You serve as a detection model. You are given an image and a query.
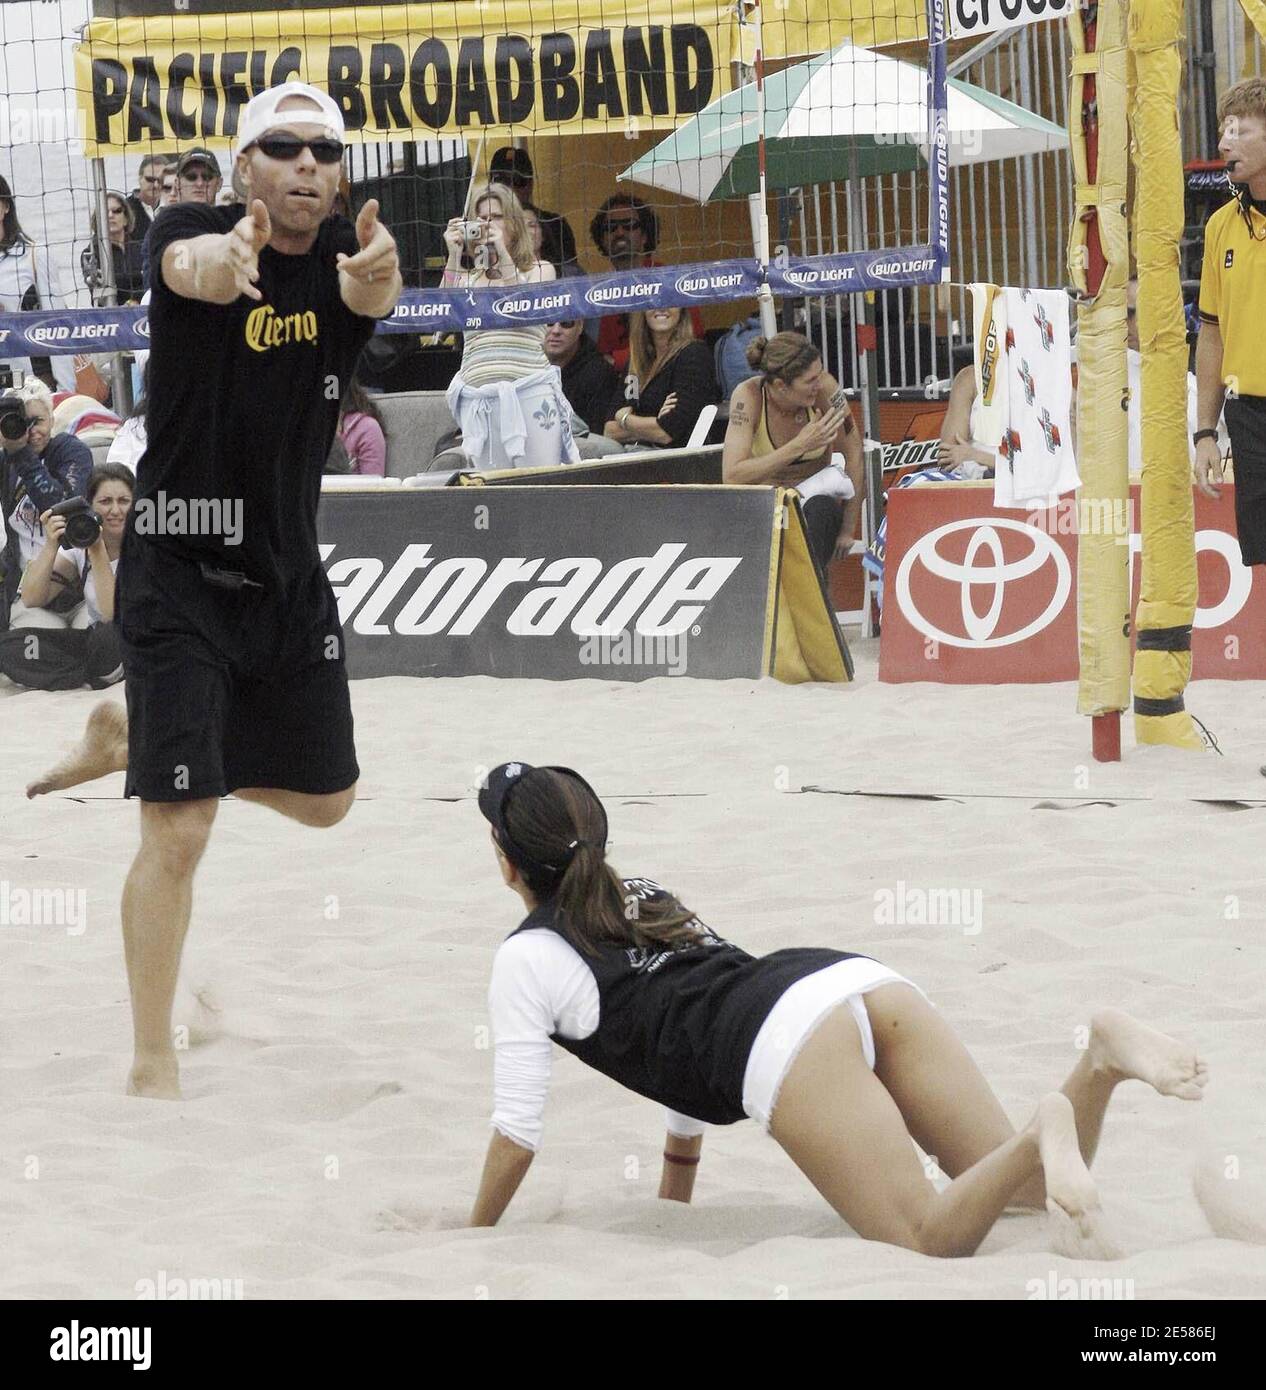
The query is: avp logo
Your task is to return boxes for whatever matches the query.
[894,517,1071,648]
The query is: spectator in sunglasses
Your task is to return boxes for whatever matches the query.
[140,149,222,293]
[588,194,703,372]
[176,148,223,205]
[544,318,622,435]
[125,155,170,241]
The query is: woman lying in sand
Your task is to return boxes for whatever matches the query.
[472,761,1209,1255]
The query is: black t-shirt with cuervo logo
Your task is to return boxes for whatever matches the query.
[126,203,377,590]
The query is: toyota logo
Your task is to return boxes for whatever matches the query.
[894,518,1072,648]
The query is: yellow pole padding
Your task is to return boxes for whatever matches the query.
[1240,0,1266,64]
[1129,0,1202,750]
[1068,0,1131,723]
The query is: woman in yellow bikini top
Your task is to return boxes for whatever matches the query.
[721,331,863,570]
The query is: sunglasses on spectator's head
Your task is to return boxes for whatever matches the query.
[253,134,345,164]
[547,320,578,329]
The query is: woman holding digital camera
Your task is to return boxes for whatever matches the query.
[0,464,132,689]
[441,183,579,471]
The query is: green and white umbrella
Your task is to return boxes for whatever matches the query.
[619,39,1068,203]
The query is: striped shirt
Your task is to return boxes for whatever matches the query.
[460,323,549,386]
[452,260,552,387]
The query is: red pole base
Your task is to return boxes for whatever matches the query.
[1092,711,1122,763]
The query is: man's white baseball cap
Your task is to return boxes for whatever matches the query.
[235,80,345,156]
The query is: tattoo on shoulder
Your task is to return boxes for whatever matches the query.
[731,401,750,424]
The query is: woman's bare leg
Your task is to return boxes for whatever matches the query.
[864,986,1208,1209]
[769,1005,1101,1258]
[26,700,128,797]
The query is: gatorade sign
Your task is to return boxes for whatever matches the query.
[949,0,1071,41]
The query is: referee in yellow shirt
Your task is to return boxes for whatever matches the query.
[1195,78,1266,558]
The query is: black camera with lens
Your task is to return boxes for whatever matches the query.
[47,496,103,551]
[0,393,30,443]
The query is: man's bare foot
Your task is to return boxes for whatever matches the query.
[1035,1092,1121,1259]
[27,700,128,798]
[1088,1008,1209,1100]
[127,1053,182,1101]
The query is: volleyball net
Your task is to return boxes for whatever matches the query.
[0,0,948,356]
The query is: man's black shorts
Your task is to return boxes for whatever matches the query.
[1225,395,1266,566]
[116,543,359,802]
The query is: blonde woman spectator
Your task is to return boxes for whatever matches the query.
[604,307,718,450]
[442,183,578,470]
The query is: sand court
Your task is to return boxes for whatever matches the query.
[3,642,1265,1298]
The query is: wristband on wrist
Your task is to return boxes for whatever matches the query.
[662,1151,700,1166]
[1192,429,1218,446]
[617,406,633,429]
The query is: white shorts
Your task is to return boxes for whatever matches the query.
[741,958,928,1131]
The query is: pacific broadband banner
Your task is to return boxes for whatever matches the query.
[74,1,734,155]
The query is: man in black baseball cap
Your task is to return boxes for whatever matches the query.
[176,148,223,205]
[488,145,577,272]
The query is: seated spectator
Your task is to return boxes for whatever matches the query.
[545,318,622,435]
[0,173,77,394]
[142,148,221,291]
[489,147,577,273]
[107,364,149,471]
[160,166,177,206]
[442,183,578,470]
[588,195,704,371]
[715,311,764,398]
[125,155,169,242]
[1,377,93,625]
[82,191,145,302]
[522,202,582,279]
[722,331,863,572]
[604,307,719,450]
[337,376,387,475]
[936,366,997,478]
[0,463,131,688]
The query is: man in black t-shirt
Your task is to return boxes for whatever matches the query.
[544,318,622,434]
[27,80,402,1100]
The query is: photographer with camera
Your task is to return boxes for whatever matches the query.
[0,464,131,688]
[440,183,578,469]
[1,377,93,626]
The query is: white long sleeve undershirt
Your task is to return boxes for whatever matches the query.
[488,926,708,1152]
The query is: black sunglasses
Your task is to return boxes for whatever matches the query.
[253,134,345,165]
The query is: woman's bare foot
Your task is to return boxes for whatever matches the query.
[1088,1008,1209,1100]
[1035,1092,1121,1259]
[127,1053,182,1101]
[26,700,128,798]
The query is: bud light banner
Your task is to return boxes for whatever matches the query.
[317,485,781,681]
[879,482,1266,683]
[0,245,944,351]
